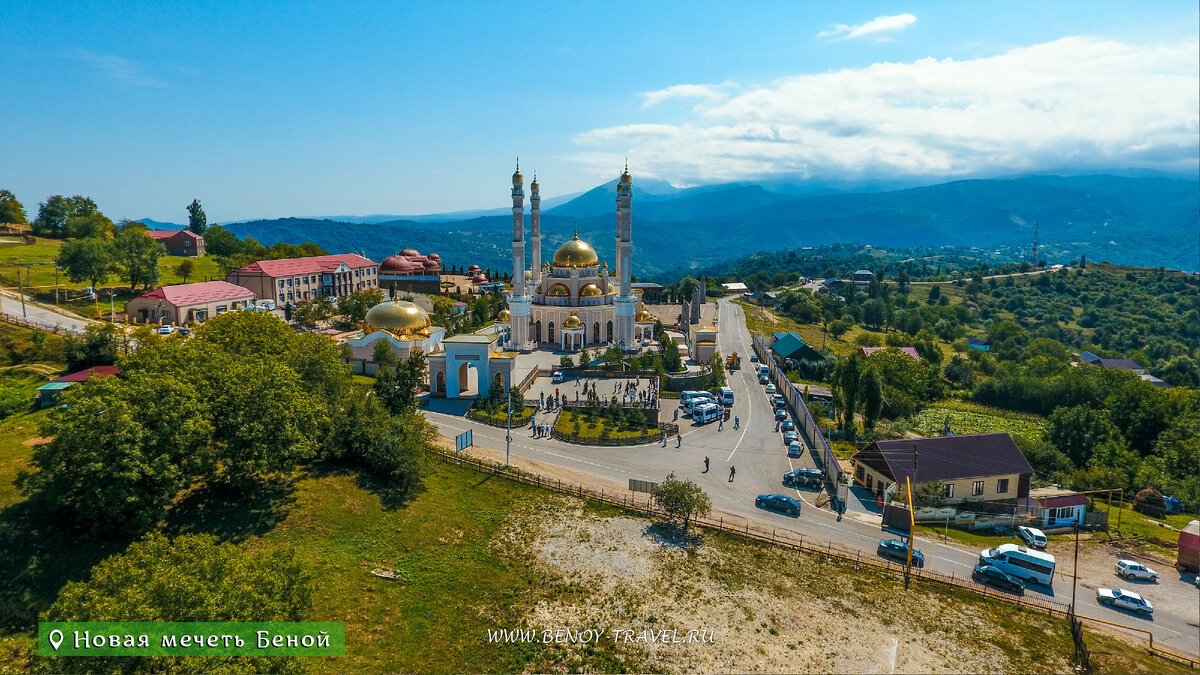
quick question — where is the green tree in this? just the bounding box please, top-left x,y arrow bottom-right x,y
64,323 -> 120,370
578,346 -> 591,369
357,413 -> 434,496
58,237 -> 114,289
660,336 -> 682,373
337,289 -> 384,323
187,199 -> 207,235
1047,405 -> 1118,467
604,344 -> 624,369
862,298 -> 885,328
831,355 -> 863,438
651,472 -> 711,532
926,285 -> 941,305
33,195 -> 72,237
861,366 -> 883,431
203,224 -> 241,256
372,339 -> 397,370
175,258 -> 196,283
35,532 -> 312,675
0,189 -> 28,223
114,226 -> 166,291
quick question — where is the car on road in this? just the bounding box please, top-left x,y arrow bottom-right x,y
787,441 -> 803,458
157,325 -> 173,335
1016,526 -> 1047,550
783,430 -> 799,445
750,354 -> 758,362
756,493 -> 801,517
758,374 -> 769,384
972,564 -> 1025,594
781,419 -> 795,432
765,384 -> 777,394
771,394 -> 787,408
877,539 -> 924,568
1097,588 -> 1153,615
176,327 -> 190,336
783,467 -> 823,488
775,408 -> 789,420
551,371 -> 565,383
1114,559 -> 1159,582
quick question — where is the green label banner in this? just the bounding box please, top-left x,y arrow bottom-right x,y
38,622 -> 345,657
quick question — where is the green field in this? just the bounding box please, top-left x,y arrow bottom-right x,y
911,401 -> 1048,442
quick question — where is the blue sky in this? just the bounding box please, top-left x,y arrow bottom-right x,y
1,1 -> 1196,223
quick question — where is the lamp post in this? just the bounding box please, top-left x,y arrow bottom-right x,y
108,291 -> 116,323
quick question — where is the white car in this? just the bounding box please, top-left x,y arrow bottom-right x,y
1097,588 -> 1153,615
1114,559 -> 1159,582
765,384 -> 777,394
1017,526 -> 1047,550
551,371 -> 565,383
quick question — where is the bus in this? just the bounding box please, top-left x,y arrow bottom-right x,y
979,544 -> 1056,585
692,403 -> 722,424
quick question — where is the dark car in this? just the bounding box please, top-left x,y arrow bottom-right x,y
783,467 -> 823,488
972,564 -> 1025,594
877,539 -> 924,568
755,494 -> 801,517
775,408 -> 789,420
781,419 -> 795,432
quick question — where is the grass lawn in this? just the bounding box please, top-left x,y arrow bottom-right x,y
911,401 -> 1048,442
555,409 -> 662,443
0,407 -> 49,510
1094,501 -> 1198,554
913,522 -> 1012,549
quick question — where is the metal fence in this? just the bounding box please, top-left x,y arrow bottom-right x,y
0,310 -> 87,335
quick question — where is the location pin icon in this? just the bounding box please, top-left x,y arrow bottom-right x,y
49,629 -> 63,650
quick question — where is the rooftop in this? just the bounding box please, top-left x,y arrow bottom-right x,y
135,281 -> 256,306
146,229 -> 203,241
859,346 -> 921,361
234,254 -> 378,277
51,365 -> 120,383
854,432 -> 1033,484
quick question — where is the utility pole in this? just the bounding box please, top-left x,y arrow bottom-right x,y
505,394 -> 513,468
16,269 -> 26,318
905,447 -> 919,590
1071,522 -> 1080,614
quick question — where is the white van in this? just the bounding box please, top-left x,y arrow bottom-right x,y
758,364 -> 770,376
683,394 -> 717,414
692,402 -> 722,424
980,543 -> 1056,585
719,387 -> 734,405
679,390 -> 709,404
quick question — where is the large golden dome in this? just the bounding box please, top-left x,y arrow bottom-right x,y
364,299 -> 431,338
579,283 -> 602,297
552,231 -> 599,268
546,283 -> 569,297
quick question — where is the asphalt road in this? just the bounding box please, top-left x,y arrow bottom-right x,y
0,290 -> 92,334
423,296 -> 1200,658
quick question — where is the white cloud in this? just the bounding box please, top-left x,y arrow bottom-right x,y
641,82 -> 736,108
570,37 -> 1200,184
72,51 -> 163,88
818,13 -> 916,41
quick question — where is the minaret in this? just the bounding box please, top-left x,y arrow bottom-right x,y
508,161 -> 531,349
531,174 -> 542,287
614,164 -> 637,349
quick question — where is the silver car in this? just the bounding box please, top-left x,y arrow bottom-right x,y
1114,559 -> 1158,582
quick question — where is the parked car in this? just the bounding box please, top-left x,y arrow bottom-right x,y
758,374 -> 769,384
551,371 -> 565,383
756,493 -> 801,517
787,441 -> 803,458
771,394 -> 787,408
765,384 -> 777,394
783,467 -> 823,488
877,539 -> 924,568
1016,526 -> 1048,550
1114,559 -> 1159,582
1097,588 -> 1153,615
750,354 -> 758,362
781,419 -> 795,432
176,327 -> 190,336
783,430 -> 799,445
775,408 -> 789,421
157,325 -> 173,335
972,564 -> 1026,594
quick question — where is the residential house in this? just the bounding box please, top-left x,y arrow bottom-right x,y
1026,486 -> 1089,528
967,338 -> 990,351
770,332 -> 822,362
147,229 -> 205,256
226,254 -> 379,304
722,282 -> 750,294
853,269 -> 874,287
851,432 -> 1033,504
1098,358 -> 1145,375
124,281 -> 256,325
36,365 -> 119,407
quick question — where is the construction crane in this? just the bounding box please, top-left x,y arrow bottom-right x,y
4,261 -> 61,319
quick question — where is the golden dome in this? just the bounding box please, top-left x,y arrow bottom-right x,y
512,163 -> 523,184
552,231 -> 599,268
620,166 -> 632,184
364,299 -> 431,337
546,283 -> 570,297
636,309 -> 655,322
533,284 -> 542,294
564,314 -> 584,329
579,283 -> 602,297
498,309 -> 511,321
531,176 -> 539,190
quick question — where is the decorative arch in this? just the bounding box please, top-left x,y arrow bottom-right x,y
593,321 -> 600,345
548,321 -> 556,343
534,320 -> 542,343
606,320 -> 614,344
493,372 -> 505,388
546,283 -> 570,298
435,370 -> 446,394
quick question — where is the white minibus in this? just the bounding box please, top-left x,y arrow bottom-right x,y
979,543 -> 1056,585
683,394 -> 717,414
679,391 -> 709,404
719,387 -> 734,405
692,403 -> 722,424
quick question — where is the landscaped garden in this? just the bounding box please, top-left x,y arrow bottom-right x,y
554,406 -> 665,445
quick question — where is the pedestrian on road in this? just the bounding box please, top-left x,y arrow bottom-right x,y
661,432 -> 666,446
734,416 -> 740,430
718,419 -> 723,431
704,456 -> 709,472
677,434 -> 681,448
729,466 -> 736,482
775,419 -> 780,432
673,409 -> 679,421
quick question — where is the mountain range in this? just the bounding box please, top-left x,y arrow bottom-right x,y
145,173 -> 1199,278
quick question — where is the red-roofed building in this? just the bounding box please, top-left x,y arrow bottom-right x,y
858,346 -> 921,361
226,254 -> 379,304
146,229 -> 205,256
125,281 -> 256,325
50,365 -> 120,383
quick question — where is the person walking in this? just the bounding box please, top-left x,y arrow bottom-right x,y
704,456 -> 710,472
734,416 -> 740,430
729,465 -> 736,482
661,432 -> 667,447
677,434 -> 682,448
718,418 -> 723,431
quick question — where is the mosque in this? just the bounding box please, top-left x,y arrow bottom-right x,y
504,164 -> 657,352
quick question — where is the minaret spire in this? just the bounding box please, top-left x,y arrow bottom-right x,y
508,162 -> 531,350
614,164 -> 636,349
531,172 -> 542,288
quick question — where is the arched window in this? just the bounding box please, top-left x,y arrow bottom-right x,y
606,320 -> 614,343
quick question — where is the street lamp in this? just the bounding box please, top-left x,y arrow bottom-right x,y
107,291 -> 117,323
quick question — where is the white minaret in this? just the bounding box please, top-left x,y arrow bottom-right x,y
531,174 -> 542,288
614,164 -> 637,349
508,161 -> 531,349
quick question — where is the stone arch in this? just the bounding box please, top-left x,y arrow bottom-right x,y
493,372 -> 505,389
606,320 -> 614,344
435,370 -> 445,394
593,321 -> 600,345
548,321 -> 556,344
534,320 -> 542,343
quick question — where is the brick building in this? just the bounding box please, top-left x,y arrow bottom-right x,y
147,229 -> 206,256
225,254 -> 379,304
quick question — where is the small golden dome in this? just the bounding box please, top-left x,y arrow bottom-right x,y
534,284 -> 543,294
364,299 -> 431,337
546,283 -> 570,297
579,283 -> 602,297
564,314 -> 584,329
552,231 -> 599,268
512,163 -> 523,184
636,309 -> 655,322
498,309 -> 511,321
531,177 -> 539,190
620,166 -> 632,184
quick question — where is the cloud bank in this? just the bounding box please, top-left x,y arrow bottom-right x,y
572,37 -> 1199,184
818,13 -> 917,40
